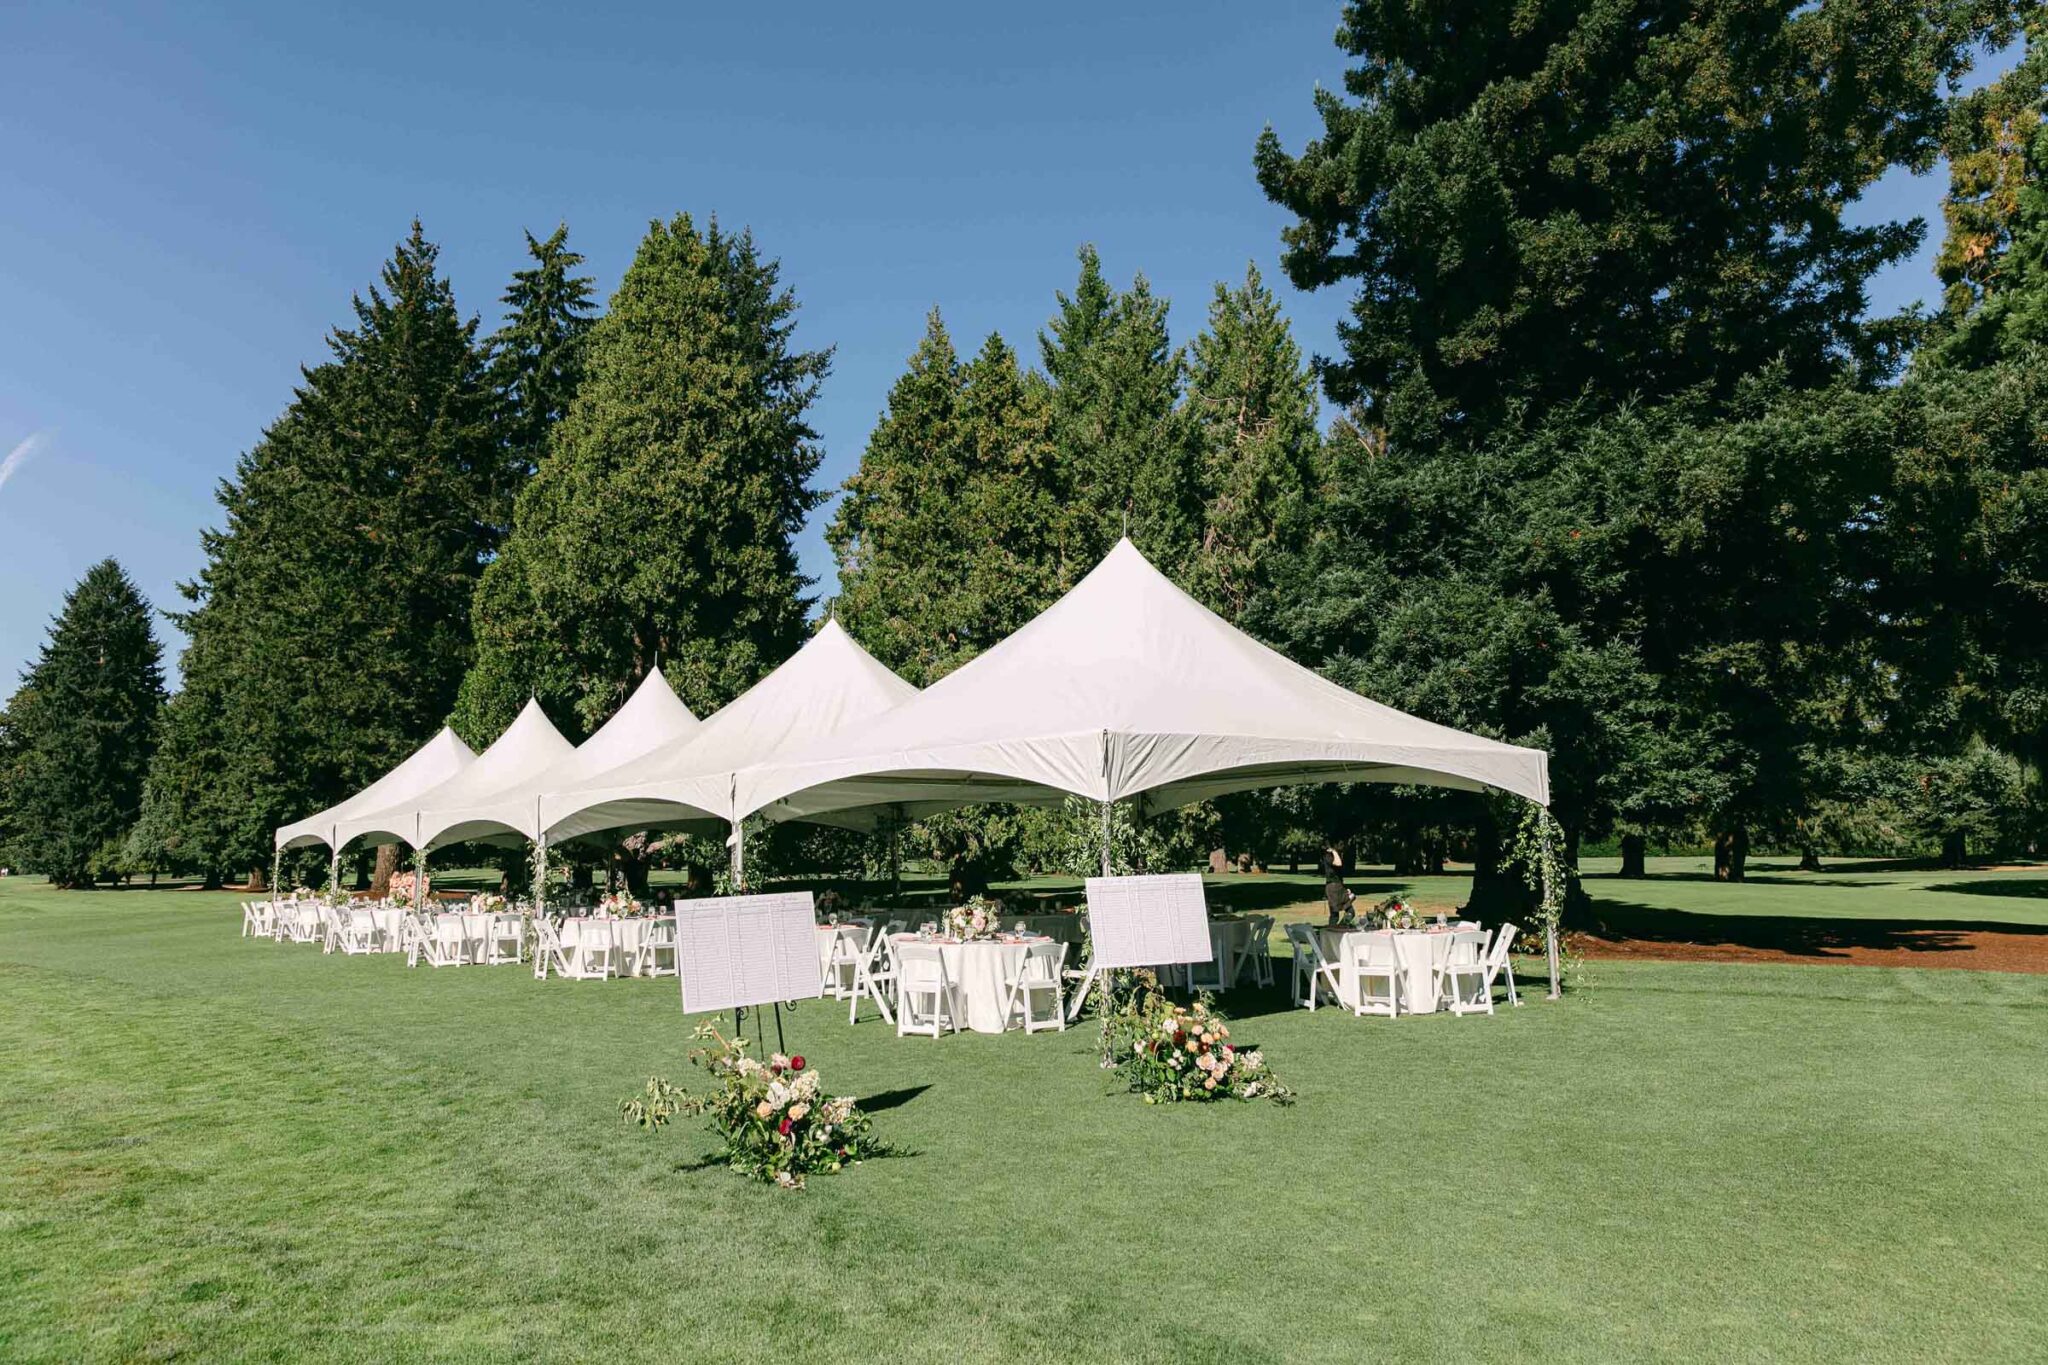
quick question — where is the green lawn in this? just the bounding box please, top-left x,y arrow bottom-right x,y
3,874 -> 2045,1362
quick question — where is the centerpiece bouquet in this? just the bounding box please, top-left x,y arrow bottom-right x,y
1375,895 -> 1418,931
1101,980 -> 1292,1105
815,889 -> 845,922
596,889 -> 647,919
945,895 -> 1004,941
620,1024 -> 884,1191
468,891 -> 509,916
387,870 -> 429,905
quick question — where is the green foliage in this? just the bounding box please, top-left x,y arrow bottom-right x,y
827,315 -> 1064,684
1911,741 -> 2030,862
485,224 -> 597,485
0,560 -> 165,886
1255,0 -> 2018,447
148,223 -> 499,881
459,213 -> 826,737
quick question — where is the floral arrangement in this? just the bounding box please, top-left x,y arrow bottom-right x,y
468,891 -> 509,915
1102,978 -> 1292,1105
596,889 -> 647,918
945,895 -> 1004,941
387,869 -> 429,904
1375,895 -> 1419,931
815,889 -> 845,921
621,1024 -> 883,1191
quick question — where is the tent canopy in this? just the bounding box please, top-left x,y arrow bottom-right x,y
336,699 -> 574,851
542,619 -> 918,841
412,670 -> 699,848
738,539 -> 1550,827
274,727 -> 477,851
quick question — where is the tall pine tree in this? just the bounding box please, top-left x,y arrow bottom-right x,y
486,224 -> 598,486
828,314 -> 1062,685
457,213 -> 827,734
147,223 -> 499,883
1181,263 -> 1319,623
1,560 -> 165,886
1040,246 -> 1200,579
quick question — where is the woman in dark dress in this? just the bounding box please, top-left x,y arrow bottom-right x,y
1320,846 -> 1356,923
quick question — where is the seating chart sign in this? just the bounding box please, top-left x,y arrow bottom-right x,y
676,892 -> 822,1014
1084,873 -> 1212,970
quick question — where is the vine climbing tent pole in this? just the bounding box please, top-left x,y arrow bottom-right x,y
1541,805 -> 1561,1001
270,847 -> 282,898
729,820 -> 745,892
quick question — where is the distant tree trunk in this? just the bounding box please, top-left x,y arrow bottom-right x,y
1799,845 -> 1822,873
246,866 -> 267,892
371,844 -> 399,898
1941,830 -> 1966,869
1714,827 -> 1748,882
1619,833 -> 1646,879
1472,811 -> 1500,881
1423,831 -> 1446,876
621,852 -> 650,897
202,867 -> 223,890
353,852 -> 370,891
572,863 -> 594,891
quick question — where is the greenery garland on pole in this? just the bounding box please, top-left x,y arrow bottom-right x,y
412,846 -> 428,911
1505,803 -> 1569,1000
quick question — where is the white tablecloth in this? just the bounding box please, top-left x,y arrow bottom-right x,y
1317,927 -> 1455,1013
891,935 -> 1048,1034
559,915 -> 670,976
816,923 -> 873,988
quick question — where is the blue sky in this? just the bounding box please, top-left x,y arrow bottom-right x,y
0,3 -> 2020,693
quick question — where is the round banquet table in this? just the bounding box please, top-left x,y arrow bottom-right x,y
1315,926 -> 1456,1013
890,934 -> 1050,1034
559,915 -> 670,976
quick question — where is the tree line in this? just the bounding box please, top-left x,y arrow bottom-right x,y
2,0 -> 2042,890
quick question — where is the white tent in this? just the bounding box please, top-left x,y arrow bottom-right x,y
541,619 -> 918,843
274,726 -> 477,852
410,669 -> 700,848
336,699 -> 575,851
738,538 -> 1550,827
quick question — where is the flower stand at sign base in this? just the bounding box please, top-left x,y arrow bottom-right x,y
620,1024 -> 885,1191
1100,973 -> 1293,1106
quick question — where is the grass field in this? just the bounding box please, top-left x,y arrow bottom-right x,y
3,869 -> 2046,1362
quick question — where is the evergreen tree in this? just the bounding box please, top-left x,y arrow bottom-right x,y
1255,0 -> 2020,447
1,560 -> 165,886
457,213 -> 827,733
149,223 -> 499,882
1181,263 -> 1319,622
828,314 -> 1062,684
1040,246 -> 1200,578
1928,17 -> 2048,366
487,224 -> 598,486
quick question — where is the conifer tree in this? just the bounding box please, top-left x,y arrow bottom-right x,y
1,560 -> 165,886
148,223 -> 498,881
457,214 -> 827,732
487,224 -> 597,486
1181,263 -> 1319,623
1040,246 -> 1200,579
829,315 -> 1062,684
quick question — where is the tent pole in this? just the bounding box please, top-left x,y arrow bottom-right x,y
1099,799 -> 1113,878
532,797 -> 547,915
730,820 -> 745,892
329,846 -> 340,893
270,847 -> 282,897
1541,806 -> 1561,1001
888,805 -> 903,901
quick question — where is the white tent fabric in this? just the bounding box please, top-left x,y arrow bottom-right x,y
542,619 -> 918,840
336,699 -> 575,851
274,727 -> 477,851
411,670 -> 700,847
738,539 -> 1550,827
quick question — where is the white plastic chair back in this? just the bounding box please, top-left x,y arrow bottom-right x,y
894,943 -> 952,1038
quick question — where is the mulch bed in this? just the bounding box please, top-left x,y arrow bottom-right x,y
1570,918 -> 2048,975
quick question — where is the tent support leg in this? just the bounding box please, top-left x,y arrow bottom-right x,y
329,848 -> 340,893
1541,807 -> 1561,1001
730,821 -> 745,893
533,835 -> 548,915
1098,800 -> 1113,878
414,847 -> 429,911
270,848 -> 282,897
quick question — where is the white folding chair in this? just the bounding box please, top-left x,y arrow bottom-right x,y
1482,922 -> 1520,1008
415,913 -> 467,968
1440,929 -> 1494,1015
1233,915 -> 1275,987
822,924 -> 869,1000
240,901 -> 266,938
1063,949 -> 1102,1023
486,913 -> 525,966
1002,940 -> 1068,1033
1392,932 -> 1441,1013
1348,929 -> 1403,1017
561,919 -> 614,981
636,916 -> 677,978
894,944 -> 956,1039
1284,923 -> 1344,1011
284,903 -> 319,946
333,908 -> 378,956
849,930 -> 898,1025
1185,923 -> 1230,991
531,916 -> 565,980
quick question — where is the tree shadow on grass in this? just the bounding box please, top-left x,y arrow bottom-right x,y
1582,898 -> 2048,960
856,1084 -> 931,1114
1924,878 -> 2048,900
